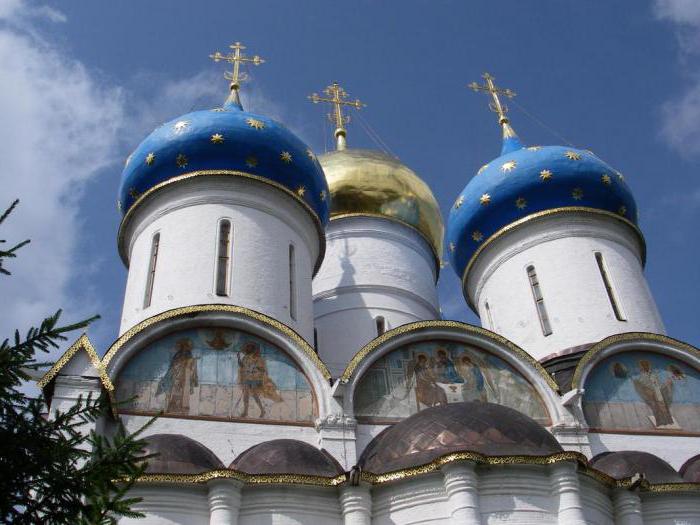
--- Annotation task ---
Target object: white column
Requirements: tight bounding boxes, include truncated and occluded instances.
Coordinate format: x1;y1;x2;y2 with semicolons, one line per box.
339;485;372;525
207;479;242;525
442;462;481;524
550;462;586;525
612;489;643;525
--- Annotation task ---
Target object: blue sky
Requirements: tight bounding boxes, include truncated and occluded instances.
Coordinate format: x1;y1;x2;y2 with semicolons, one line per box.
2;0;700;360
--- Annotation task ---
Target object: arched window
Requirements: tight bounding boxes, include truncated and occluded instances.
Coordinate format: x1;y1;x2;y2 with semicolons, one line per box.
484;300;494;330
375;316;386;336
215;220;232;297
143;233;160;308
595;252;626;321
289;244;296;320
527;265;552;336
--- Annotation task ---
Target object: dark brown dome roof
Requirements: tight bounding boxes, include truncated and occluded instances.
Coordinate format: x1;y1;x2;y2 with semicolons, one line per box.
142;434;223;474
230;439;344;478
359;402;562;475
679;455;700;483
590;451;682;484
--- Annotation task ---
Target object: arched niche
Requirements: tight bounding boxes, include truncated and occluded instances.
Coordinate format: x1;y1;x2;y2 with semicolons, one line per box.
341;321;566;427
573;333;700;436
103;305;332;424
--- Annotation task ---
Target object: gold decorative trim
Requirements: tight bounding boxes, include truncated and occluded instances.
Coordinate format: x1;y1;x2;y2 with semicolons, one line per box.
644;482;700;493
460;207;646;310
339;320;559;392
117;170;326;275
133;469;345;486
330;212;442;279
360;450;586;484
38;334;114;392
101;304;331;381
571;332;700;389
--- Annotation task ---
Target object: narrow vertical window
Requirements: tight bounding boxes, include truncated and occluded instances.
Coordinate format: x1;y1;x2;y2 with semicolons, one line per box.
289;244;296;320
143;233;160;308
595;252;626;321
215;220;232;297
375;316;386;336
484;301;494;330
527;265;552;336
313;329;319;354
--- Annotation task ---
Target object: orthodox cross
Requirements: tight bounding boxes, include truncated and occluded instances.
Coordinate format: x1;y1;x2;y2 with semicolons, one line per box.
210;42;265;105
308;82;365;150
468;72;516;126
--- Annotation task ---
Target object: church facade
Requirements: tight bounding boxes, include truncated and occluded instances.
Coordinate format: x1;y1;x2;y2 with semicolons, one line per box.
39;44;700;524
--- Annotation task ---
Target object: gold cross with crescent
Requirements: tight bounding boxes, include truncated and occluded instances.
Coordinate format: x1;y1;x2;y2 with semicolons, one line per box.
308;82;365;150
468;72;517;125
210;42;265;106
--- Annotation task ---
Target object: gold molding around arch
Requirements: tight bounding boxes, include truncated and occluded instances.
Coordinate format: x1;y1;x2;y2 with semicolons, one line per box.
117;169;326;274
460;206;646;310
101;304;331;381
339;319;559;392
38;334;114;392
571;332;700;390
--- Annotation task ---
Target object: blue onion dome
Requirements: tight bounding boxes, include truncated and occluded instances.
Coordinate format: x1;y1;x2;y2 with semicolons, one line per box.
118;90;329;228
446;106;639;289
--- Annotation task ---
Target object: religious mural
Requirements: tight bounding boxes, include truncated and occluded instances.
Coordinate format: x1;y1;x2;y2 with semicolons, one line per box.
353;340;549;424
582;351;700;434
115;327;316;424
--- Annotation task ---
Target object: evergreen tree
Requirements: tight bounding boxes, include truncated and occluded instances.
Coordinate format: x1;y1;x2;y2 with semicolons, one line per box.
0;200;153;524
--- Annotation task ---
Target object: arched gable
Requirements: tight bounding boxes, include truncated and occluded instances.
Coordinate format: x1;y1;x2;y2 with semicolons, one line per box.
573;332;700;435
341;320;567;427
103;305;332;423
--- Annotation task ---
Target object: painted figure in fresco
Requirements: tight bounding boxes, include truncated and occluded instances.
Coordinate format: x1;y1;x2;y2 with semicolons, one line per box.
632;360;675;427
406;353;447;409
456;355;487;402
433;348;463;384
206;328;231;350
156;338;198;414
236;341;283;418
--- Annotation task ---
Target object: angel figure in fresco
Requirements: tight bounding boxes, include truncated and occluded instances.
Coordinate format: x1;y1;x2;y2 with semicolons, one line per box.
206;328;231;350
455;355;487;402
632;360;676;428
405;353;447;409
236;341;283;418
156;338;199;414
433;348;463;384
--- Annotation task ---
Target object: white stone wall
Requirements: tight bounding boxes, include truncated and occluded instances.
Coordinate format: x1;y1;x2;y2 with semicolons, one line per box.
119;485;210;525
589;432;700;471
313;217;440;375
119;177;320;342
468;213;665;361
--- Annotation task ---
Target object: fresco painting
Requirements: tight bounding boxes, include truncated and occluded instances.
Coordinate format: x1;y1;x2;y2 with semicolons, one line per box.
583;351;700;434
353;341;549;424
116;327;315;423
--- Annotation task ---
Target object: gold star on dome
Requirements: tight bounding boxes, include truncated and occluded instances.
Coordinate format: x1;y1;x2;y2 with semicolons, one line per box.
454;196;464;209
128;187;140;199
501;160;517;173
564;151;581;161
618;205;627;216
449;242;456;253
246;118;265;130
477;164;489;175
245;156;258;168
211;133;224;144
145;152;156;166
539;169;553;181
306;149;315;160
280;151;293;163
479;193;491;206
173;120;190;134
296;185;306;197
176;153;188;168
472;230;484;242
572;187;584;200
320;190;327;201
527;146;542;151
601;174;612;185
515;197;527;210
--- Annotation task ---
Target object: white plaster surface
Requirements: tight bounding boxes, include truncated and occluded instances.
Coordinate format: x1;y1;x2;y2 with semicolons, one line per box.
467;213;665;361
589;431;700;470
313;217;440;375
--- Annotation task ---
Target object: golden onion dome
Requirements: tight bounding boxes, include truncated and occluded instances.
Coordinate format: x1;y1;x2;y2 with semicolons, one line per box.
318;148;444;265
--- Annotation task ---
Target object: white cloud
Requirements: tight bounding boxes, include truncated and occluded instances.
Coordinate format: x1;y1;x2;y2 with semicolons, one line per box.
654;0;700;155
